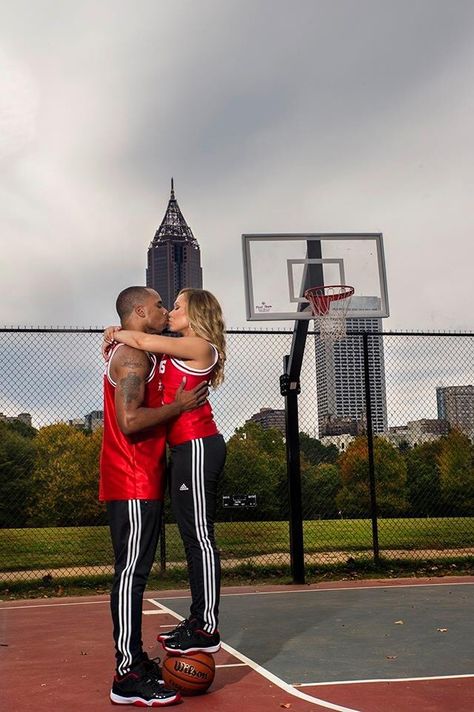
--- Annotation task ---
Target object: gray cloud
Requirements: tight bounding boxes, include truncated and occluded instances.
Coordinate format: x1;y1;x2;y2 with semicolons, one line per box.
1;0;474;329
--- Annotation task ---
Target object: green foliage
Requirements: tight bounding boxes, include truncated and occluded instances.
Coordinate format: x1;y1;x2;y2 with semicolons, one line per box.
28;424;105;526
301;462;341;520
299;432;339;465
219;422;287;520
0;422;36;527
404;440;443;516
3;419;37;439
437;430;474;515
336;436;408;517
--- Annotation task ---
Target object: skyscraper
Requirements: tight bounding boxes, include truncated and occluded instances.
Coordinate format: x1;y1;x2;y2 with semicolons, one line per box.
315;296;388;436
146;179;202;309
436;385;474;439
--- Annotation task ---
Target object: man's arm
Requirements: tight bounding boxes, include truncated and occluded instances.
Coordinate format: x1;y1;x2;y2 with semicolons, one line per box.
112;346;207;436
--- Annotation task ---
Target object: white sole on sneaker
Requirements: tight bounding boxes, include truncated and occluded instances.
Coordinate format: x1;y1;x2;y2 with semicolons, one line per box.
110;691;181;706
162;641;221;655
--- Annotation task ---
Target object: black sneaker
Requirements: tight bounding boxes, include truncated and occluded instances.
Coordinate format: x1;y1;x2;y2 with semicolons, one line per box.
110;661;181;707
161;619;221;655
157;618;193;642
141;653;164;684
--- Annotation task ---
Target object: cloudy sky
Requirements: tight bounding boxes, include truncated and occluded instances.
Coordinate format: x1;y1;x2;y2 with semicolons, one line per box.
1;0;474;331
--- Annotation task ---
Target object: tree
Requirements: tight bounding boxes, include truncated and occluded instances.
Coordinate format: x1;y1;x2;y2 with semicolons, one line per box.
301;462;341;520
0;422;36;527
404;440;442;516
219;422;287;521
29;424;104;526
437;430;474;515
299;432;339;465
336;436;408;517
4;418;37;439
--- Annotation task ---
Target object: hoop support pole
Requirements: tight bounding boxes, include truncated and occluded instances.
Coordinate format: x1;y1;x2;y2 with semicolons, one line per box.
283;354;305;584
362;332;380;563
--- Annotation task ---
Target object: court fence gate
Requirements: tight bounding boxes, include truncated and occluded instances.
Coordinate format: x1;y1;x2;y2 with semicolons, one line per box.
0;328;473;587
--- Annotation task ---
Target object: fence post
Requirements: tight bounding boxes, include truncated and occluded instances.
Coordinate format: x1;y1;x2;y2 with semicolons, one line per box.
362;332;380;563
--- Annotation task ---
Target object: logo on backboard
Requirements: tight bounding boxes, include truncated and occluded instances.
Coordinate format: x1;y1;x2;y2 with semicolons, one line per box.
255;301;273;313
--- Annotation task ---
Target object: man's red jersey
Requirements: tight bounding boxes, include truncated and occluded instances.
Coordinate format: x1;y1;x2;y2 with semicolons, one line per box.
160;347;219;447
99;344;166;501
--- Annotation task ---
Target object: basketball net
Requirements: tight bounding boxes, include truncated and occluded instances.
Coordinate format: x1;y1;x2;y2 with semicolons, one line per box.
304;285;354;342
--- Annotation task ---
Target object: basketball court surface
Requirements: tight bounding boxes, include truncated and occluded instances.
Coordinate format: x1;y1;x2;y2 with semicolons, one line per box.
3;577;474;711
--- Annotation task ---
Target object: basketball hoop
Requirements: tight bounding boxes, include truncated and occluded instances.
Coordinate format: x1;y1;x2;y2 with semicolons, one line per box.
304;285;355;341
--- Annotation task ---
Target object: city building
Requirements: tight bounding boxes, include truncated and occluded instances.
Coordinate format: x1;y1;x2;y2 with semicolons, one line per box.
68;418;86;430
0;412;32;427
315;296;388;437
320;432;355;452
319;414;364;437
85;410;104;431
382;418;449;449
324;418;450;453
67;411;104;432
146;179;202;309
246;407;286;434
436;385;474;440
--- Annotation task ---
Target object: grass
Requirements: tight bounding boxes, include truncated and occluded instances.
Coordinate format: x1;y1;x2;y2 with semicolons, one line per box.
2;555;473;601
1;517;473;573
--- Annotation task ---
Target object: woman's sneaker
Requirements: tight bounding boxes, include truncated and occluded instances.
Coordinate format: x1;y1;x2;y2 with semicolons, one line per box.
161;618;221;655
110;660;181;706
157;617;193;642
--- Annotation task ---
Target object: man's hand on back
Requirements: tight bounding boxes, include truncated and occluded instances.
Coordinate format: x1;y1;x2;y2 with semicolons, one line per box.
174;378;209;413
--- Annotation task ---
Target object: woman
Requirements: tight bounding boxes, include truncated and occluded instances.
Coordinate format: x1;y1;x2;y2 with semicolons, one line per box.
104;288;226;656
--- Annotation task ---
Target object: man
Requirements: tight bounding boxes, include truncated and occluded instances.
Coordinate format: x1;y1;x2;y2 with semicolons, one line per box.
99;285;208;707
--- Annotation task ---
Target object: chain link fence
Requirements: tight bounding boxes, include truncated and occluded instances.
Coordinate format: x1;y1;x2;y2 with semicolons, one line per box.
0;328;473;585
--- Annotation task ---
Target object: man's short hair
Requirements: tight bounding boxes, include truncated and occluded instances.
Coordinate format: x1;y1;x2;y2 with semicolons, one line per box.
116;286;151;322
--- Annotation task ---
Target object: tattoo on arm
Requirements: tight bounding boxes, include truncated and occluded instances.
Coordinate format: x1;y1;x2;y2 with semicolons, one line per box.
121;359;145;369
119;373;142;405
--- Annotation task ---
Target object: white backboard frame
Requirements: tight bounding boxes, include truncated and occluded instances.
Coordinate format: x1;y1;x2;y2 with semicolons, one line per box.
242;233;389;321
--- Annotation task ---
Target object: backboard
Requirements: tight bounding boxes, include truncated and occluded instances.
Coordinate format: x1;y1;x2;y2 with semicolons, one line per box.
242;233;389;321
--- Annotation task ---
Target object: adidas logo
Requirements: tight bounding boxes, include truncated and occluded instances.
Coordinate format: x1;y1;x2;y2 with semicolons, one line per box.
179;483;189;491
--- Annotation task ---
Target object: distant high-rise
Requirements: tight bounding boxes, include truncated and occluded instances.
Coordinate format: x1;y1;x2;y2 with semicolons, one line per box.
146;179;202;309
246;407;286;434
436;385;474;438
315;296;388;436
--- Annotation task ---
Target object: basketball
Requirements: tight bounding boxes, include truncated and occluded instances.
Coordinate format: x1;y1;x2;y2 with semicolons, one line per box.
162;652;215;695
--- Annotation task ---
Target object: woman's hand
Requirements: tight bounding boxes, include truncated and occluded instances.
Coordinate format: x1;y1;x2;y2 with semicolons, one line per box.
104;325;121;344
102;325;121;360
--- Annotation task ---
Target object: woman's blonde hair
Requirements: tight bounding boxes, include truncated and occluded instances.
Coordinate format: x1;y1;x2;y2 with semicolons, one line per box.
178;288;226;387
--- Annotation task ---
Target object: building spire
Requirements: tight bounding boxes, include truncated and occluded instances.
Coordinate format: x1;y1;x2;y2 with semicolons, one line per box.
151;180;199;247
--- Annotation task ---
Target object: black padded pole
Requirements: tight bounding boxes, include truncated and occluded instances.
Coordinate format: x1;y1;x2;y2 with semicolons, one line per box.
282;239;324;584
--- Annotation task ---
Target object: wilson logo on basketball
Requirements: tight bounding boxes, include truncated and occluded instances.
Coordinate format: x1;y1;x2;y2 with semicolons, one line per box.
173;660;209;680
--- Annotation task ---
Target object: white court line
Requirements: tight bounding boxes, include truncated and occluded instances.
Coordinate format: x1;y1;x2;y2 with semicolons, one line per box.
146;598;361;712
295;673;474;687
0;600;109;610
143;609;169;615
151;580;474;600
2;579;472;610
216;663;248;669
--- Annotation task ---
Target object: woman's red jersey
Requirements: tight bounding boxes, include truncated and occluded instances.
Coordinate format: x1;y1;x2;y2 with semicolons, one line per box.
160;347;219;447
99;344;166;501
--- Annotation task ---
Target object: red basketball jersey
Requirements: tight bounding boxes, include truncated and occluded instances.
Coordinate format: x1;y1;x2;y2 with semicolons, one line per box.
160;347;219;447
99;344;166;501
